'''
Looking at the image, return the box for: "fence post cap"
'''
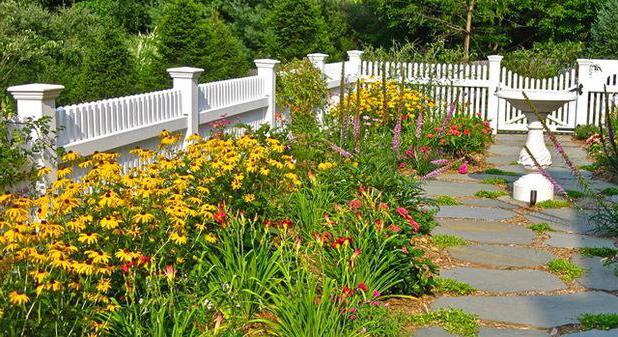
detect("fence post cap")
[7,83,64,100]
[167,67,204,79]
[254,59,280,68]
[347,50,364,57]
[307,53,329,59]
[487,55,503,62]
[576,59,594,65]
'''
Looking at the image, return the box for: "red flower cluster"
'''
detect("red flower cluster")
[396,207,420,233]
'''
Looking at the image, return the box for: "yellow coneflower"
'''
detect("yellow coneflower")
[170,232,187,245]
[96,278,111,293]
[8,291,29,305]
[78,233,99,244]
[61,151,81,162]
[132,212,154,225]
[85,250,111,264]
[115,249,138,262]
[243,194,255,203]
[205,233,217,244]
[100,216,121,230]
[57,167,73,178]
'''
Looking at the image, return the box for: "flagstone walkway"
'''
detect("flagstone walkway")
[414,134,618,337]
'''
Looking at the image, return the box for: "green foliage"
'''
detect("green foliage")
[547,259,585,282]
[474,190,508,199]
[602,187,618,196]
[480,178,508,185]
[258,273,362,337]
[409,308,479,337]
[528,223,554,233]
[536,199,572,209]
[70,23,138,102]
[77,0,152,34]
[158,0,250,82]
[590,0,618,58]
[579,313,618,331]
[0,102,56,193]
[433,277,475,296]
[433,195,461,206]
[277,59,328,140]
[264,0,329,61]
[580,247,618,258]
[192,217,284,321]
[483,168,520,176]
[566,190,586,199]
[502,41,583,78]
[431,234,468,249]
[574,124,600,140]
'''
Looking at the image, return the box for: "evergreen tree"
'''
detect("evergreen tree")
[264,0,330,62]
[158,0,250,81]
[590,0,618,58]
[69,23,138,102]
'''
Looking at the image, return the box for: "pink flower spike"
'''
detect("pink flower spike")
[373,291,381,298]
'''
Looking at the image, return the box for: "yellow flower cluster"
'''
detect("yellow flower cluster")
[333,80,434,124]
[0,132,298,334]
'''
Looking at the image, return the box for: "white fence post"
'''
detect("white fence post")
[307,53,328,74]
[576,59,593,127]
[487,55,503,134]
[254,59,280,127]
[167,67,204,141]
[7,83,64,189]
[347,50,364,79]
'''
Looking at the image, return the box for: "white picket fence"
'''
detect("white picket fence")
[7,50,618,183]
[337,56,618,133]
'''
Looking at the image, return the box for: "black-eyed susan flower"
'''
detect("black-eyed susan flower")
[8,291,29,305]
[78,233,99,244]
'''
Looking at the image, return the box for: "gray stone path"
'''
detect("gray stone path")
[416,135,618,337]
[440,268,565,292]
[435,218,535,244]
[432,292,618,328]
[448,244,554,267]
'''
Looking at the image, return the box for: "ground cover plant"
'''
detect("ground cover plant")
[547,259,585,282]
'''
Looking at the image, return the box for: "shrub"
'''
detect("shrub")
[502,41,583,78]
[264,0,329,62]
[158,0,250,82]
[590,0,618,59]
[574,124,600,141]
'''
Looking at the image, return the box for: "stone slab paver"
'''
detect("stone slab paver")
[424,180,499,197]
[435,218,535,244]
[563,329,618,337]
[546,232,616,249]
[525,208,598,235]
[437,206,516,221]
[411,327,456,337]
[573,255,618,291]
[431,291,618,328]
[448,244,554,267]
[479,328,550,336]
[460,197,519,209]
[440,268,565,292]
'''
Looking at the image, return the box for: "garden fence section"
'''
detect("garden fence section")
[7,53,618,181]
[349,57,618,133]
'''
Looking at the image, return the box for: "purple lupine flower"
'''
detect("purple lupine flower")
[421,158,464,180]
[415,111,424,140]
[392,116,402,155]
[440,95,460,135]
[420,165,451,180]
[353,114,360,141]
[331,144,352,158]
[537,164,566,195]
[430,159,449,166]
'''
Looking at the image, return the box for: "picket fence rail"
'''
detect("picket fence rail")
[7,50,618,184]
